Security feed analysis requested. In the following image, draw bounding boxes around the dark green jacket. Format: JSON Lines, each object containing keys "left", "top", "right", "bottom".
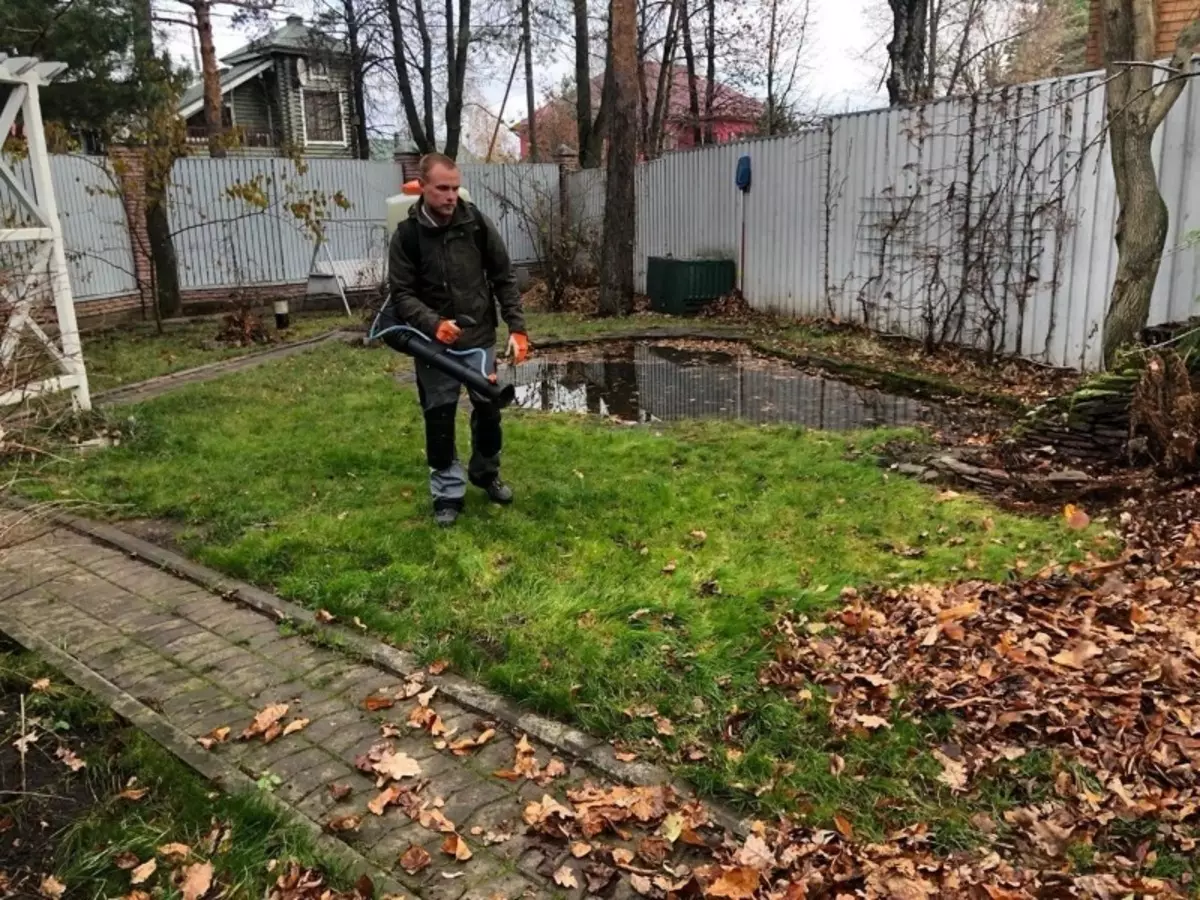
{"left": 387, "top": 198, "right": 526, "bottom": 351}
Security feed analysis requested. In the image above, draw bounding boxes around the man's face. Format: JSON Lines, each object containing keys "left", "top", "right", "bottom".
{"left": 421, "top": 163, "right": 462, "bottom": 218}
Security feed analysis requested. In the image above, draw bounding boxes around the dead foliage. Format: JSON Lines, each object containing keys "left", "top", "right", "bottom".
{"left": 215, "top": 307, "right": 272, "bottom": 348}
{"left": 759, "top": 488, "right": 1200, "bottom": 882}
{"left": 1129, "top": 349, "right": 1200, "bottom": 471}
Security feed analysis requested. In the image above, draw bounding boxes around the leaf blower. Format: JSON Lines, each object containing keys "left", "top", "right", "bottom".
{"left": 368, "top": 309, "right": 517, "bottom": 409}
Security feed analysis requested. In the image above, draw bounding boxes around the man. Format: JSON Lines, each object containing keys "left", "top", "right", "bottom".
{"left": 386, "top": 153, "right": 530, "bottom": 527}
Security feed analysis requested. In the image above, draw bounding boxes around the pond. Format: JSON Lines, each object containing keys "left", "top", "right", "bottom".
{"left": 498, "top": 341, "right": 948, "bottom": 431}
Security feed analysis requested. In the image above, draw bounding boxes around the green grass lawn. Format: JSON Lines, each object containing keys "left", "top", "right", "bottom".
{"left": 82, "top": 311, "right": 355, "bottom": 392}
{"left": 0, "top": 647, "right": 340, "bottom": 898}
{"left": 24, "top": 343, "right": 1105, "bottom": 844}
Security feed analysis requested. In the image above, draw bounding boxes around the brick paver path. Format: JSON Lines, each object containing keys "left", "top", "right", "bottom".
{"left": 0, "top": 515, "right": 649, "bottom": 900}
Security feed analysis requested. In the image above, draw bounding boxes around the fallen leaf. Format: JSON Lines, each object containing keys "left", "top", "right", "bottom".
{"left": 328, "top": 783, "right": 353, "bottom": 801}
{"left": 1064, "top": 504, "right": 1090, "bottom": 530}
{"left": 418, "top": 808, "right": 457, "bottom": 833}
{"left": 660, "top": 811, "right": 684, "bottom": 843}
{"left": 734, "top": 834, "right": 775, "bottom": 870}
{"left": 131, "top": 859, "right": 157, "bottom": 886}
{"left": 1051, "top": 640, "right": 1103, "bottom": 670}
{"left": 326, "top": 814, "right": 363, "bottom": 833}
{"left": 114, "top": 851, "right": 140, "bottom": 870}
{"left": 197, "top": 727, "right": 230, "bottom": 751}
{"left": 368, "top": 785, "right": 405, "bottom": 816}
{"left": 638, "top": 836, "right": 672, "bottom": 866}
{"left": 428, "top": 659, "right": 450, "bottom": 675}
{"left": 829, "top": 754, "right": 845, "bottom": 777}
{"left": 630, "top": 874, "right": 654, "bottom": 896}
{"left": 853, "top": 714, "right": 891, "bottom": 731}
{"left": 705, "top": 866, "right": 759, "bottom": 900}
{"left": 373, "top": 751, "right": 421, "bottom": 782}
{"left": 399, "top": 846, "right": 431, "bottom": 875}
{"left": 614, "top": 749, "right": 639, "bottom": 762}
{"left": 55, "top": 747, "right": 86, "bottom": 772}
{"left": 553, "top": 866, "right": 578, "bottom": 889}
{"left": 441, "top": 833, "right": 473, "bottom": 862}
{"left": 180, "top": 862, "right": 213, "bottom": 900}
{"left": 654, "top": 716, "right": 675, "bottom": 736}
{"left": 690, "top": 530, "right": 708, "bottom": 543}
{"left": 542, "top": 758, "right": 568, "bottom": 780}
{"left": 40, "top": 876, "right": 66, "bottom": 899}
{"left": 833, "top": 815, "right": 854, "bottom": 839}
{"left": 117, "top": 787, "right": 149, "bottom": 801}
{"left": 316, "top": 609, "right": 336, "bottom": 623}
{"left": 363, "top": 694, "right": 396, "bottom": 712}
{"left": 282, "top": 718, "right": 310, "bottom": 737}
{"left": 933, "top": 749, "right": 968, "bottom": 792}
{"left": 450, "top": 729, "right": 495, "bottom": 756}
{"left": 158, "top": 843, "right": 191, "bottom": 864}
{"left": 571, "top": 842, "right": 593, "bottom": 858}
{"left": 31, "top": 678, "right": 50, "bottom": 692}
{"left": 662, "top": 561, "right": 678, "bottom": 575}
{"left": 262, "top": 723, "right": 283, "bottom": 744}
{"left": 241, "top": 704, "right": 288, "bottom": 741}
{"left": 418, "top": 687, "right": 437, "bottom": 707}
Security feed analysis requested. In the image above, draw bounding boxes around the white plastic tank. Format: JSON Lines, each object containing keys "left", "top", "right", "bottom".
{"left": 385, "top": 180, "right": 473, "bottom": 242}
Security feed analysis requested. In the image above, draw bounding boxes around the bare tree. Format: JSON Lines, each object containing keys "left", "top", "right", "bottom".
{"left": 678, "top": 0, "right": 702, "bottom": 145}
{"left": 312, "top": 0, "right": 391, "bottom": 159}
{"left": 521, "top": 0, "right": 537, "bottom": 160}
{"left": 599, "top": 0, "right": 636, "bottom": 316}
{"left": 1100, "top": 3, "right": 1200, "bottom": 365}
{"left": 886, "top": 0, "right": 931, "bottom": 105}
{"left": 152, "top": 0, "right": 280, "bottom": 157}
{"left": 1004, "top": 0, "right": 1089, "bottom": 83}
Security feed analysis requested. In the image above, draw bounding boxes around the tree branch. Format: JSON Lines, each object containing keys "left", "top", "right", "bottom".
{"left": 1148, "top": 15, "right": 1200, "bottom": 130}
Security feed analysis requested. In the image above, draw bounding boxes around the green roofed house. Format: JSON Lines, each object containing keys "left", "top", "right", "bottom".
{"left": 178, "top": 16, "right": 359, "bottom": 158}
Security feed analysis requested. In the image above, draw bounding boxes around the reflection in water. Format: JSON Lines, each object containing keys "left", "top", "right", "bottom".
{"left": 498, "top": 343, "right": 945, "bottom": 430}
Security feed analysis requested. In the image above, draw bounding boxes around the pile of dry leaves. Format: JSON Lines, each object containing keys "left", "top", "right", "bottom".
{"left": 758, "top": 490, "right": 1200, "bottom": 888}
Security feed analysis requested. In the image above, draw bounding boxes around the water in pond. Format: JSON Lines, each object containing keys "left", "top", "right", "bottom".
{"left": 497, "top": 342, "right": 946, "bottom": 430}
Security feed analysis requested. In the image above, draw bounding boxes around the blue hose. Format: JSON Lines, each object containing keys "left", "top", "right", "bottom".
{"left": 367, "top": 310, "right": 493, "bottom": 381}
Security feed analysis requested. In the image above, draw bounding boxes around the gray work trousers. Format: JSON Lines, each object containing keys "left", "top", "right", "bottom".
{"left": 415, "top": 347, "right": 501, "bottom": 508}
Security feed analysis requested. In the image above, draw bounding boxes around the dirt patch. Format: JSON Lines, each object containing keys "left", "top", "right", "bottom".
{"left": 0, "top": 650, "right": 112, "bottom": 896}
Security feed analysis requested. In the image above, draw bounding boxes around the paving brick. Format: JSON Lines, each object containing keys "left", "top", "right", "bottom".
{"left": 162, "top": 683, "right": 229, "bottom": 718}
{"left": 322, "top": 664, "right": 393, "bottom": 699}
{"left": 221, "top": 662, "right": 285, "bottom": 697}
{"left": 186, "top": 645, "right": 249, "bottom": 676}
{"left": 284, "top": 758, "right": 358, "bottom": 805}
{"left": 163, "top": 631, "right": 231, "bottom": 665}
{"left": 177, "top": 701, "right": 254, "bottom": 736}
{"left": 169, "top": 595, "right": 233, "bottom": 624}
{"left": 461, "top": 800, "right": 535, "bottom": 863}
{"left": 440, "top": 779, "right": 513, "bottom": 828}
{"left": 462, "top": 872, "right": 546, "bottom": 900}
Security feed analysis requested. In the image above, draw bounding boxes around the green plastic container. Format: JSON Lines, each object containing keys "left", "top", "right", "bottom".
{"left": 646, "top": 256, "right": 736, "bottom": 315}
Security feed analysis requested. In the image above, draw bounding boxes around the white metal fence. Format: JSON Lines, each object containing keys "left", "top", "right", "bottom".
{"left": 1, "top": 155, "right": 137, "bottom": 302}
{"left": 568, "top": 68, "right": 1200, "bottom": 372}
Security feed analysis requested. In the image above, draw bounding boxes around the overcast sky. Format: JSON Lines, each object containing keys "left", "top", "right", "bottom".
{"left": 163, "top": 0, "right": 887, "bottom": 146}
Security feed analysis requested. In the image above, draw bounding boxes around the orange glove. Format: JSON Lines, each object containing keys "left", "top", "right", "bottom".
{"left": 506, "top": 332, "right": 529, "bottom": 364}
{"left": 435, "top": 319, "right": 462, "bottom": 344}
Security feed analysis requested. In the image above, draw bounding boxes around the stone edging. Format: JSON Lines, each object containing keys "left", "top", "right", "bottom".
{"left": 93, "top": 330, "right": 361, "bottom": 407}
{"left": 0, "top": 613, "right": 408, "bottom": 896}
{"left": 4, "top": 498, "right": 751, "bottom": 840}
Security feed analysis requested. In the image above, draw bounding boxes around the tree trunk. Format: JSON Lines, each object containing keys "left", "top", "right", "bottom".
{"left": 703, "top": 0, "right": 715, "bottom": 143}
{"left": 146, "top": 193, "right": 182, "bottom": 319}
{"left": 680, "top": 0, "right": 702, "bottom": 146}
{"left": 442, "top": 0, "right": 471, "bottom": 158}
{"left": 582, "top": 16, "right": 613, "bottom": 168}
{"left": 1099, "top": 3, "right": 1200, "bottom": 366}
{"left": 416, "top": 0, "right": 437, "bottom": 148}
{"left": 636, "top": 0, "right": 649, "bottom": 156}
{"left": 194, "top": 0, "right": 226, "bottom": 157}
{"left": 573, "top": 0, "right": 593, "bottom": 161}
{"left": 385, "top": 0, "right": 434, "bottom": 151}
{"left": 599, "top": 0, "right": 637, "bottom": 317}
{"left": 522, "top": 0, "right": 538, "bottom": 160}
{"left": 766, "top": 0, "right": 778, "bottom": 134}
{"left": 648, "top": 0, "right": 680, "bottom": 156}
{"left": 886, "top": 0, "right": 930, "bottom": 106}
{"left": 344, "top": 0, "right": 371, "bottom": 159}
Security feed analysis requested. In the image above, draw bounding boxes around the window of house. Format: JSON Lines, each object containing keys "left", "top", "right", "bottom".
{"left": 303, "top": 90, "right": 344, "bottom": 143}
{"left": 308, "top": 60, "right": 329, "bottom": 80}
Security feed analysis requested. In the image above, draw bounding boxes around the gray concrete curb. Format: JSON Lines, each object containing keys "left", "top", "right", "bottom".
{"left": 4, "top": 498, "right": 751, "bottom": 839}
{"left": 0, "top": 611, "right": 408, "bottom": 896}
{"left": 93, "top": 329, "right": 361, "bottom": 407}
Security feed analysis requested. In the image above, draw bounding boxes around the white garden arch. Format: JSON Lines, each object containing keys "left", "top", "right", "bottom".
{"left": 0, "top": 54, "right": 90, "bottom": 411}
